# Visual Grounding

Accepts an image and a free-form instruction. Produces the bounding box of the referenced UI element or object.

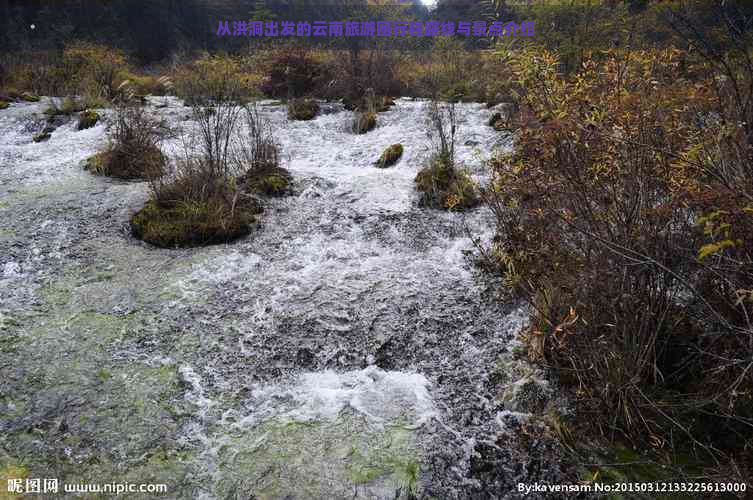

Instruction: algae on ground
[212,411,424,499]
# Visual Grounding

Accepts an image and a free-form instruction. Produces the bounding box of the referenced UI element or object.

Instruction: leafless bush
[233,104,280,172]
[426,99,457,165]
[416,99,478,211]
[132,75,286,247]
[89,103,170,180]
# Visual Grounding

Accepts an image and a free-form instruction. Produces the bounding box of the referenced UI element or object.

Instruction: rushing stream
[0,98,566,498]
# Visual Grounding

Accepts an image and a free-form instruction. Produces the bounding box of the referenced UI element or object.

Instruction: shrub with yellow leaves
[485,44,753,481]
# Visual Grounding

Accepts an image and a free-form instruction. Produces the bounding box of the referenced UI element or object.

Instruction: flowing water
[0,98,566,498]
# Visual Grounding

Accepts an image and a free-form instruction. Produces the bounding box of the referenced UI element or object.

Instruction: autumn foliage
[486,47,753,478]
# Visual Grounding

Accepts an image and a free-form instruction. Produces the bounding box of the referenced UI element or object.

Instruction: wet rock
[295,347,315,368]
[375,337,398,370]
[493,341,552,414]
[33,125,54,143]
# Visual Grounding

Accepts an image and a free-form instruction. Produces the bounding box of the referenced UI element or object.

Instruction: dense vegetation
[1,0,751,492]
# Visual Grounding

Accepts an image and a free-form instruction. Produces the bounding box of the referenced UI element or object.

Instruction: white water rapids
[0,97,565,499]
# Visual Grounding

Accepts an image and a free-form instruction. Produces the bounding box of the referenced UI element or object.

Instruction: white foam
[242,366,437,428]
[3,261,22,278]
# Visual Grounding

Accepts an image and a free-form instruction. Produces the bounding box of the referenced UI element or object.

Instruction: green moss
[415,155,479,211]
[213,413,422,499]
[239,165,292,197]
[131,196,261,248]
[0,311,20,332]
[250,174,289,196]
[20,92,40,102]
[0,101,9,110]
[0,461,29,493]
[353,112,377,134]
[96,368,112,382]
[287,98,319,121]
[77,110,100,130]
[377,144,404,168]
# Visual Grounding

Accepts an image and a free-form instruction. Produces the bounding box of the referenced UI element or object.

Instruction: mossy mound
[77,110,100,130]
[84,144,166,180]
[415,155,479,211]
[0,101,9,110]
[287,98,319,121]
[20,92,40,102]
[239,165,293,197]
[130,195,262,248]
[376,144,403,168]
[353,112,377,134]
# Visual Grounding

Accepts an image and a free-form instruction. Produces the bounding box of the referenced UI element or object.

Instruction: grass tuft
[376,144,403,168]
[287,98,319,121]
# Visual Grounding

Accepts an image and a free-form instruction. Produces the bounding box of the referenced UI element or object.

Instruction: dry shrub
[415,100,479,211]
[325,49,402,104]
[1,44,138,103]
[260,49,328,99]
[86,104,168,180]
[287,98,319,121]
[486,47,753,479]
[236,105,291,196]
[62,43,128,99]
[397,40,511,103]
[173,54,260,105]
[133,76,286,248]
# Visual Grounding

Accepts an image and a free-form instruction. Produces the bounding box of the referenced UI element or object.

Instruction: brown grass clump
[352,111,377,134]
[287,98,319,121]
[415,100,479,211]
[376,144,403,168]
[415,153,478,211]
[130,184,262,249]
[86,104,167,180]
